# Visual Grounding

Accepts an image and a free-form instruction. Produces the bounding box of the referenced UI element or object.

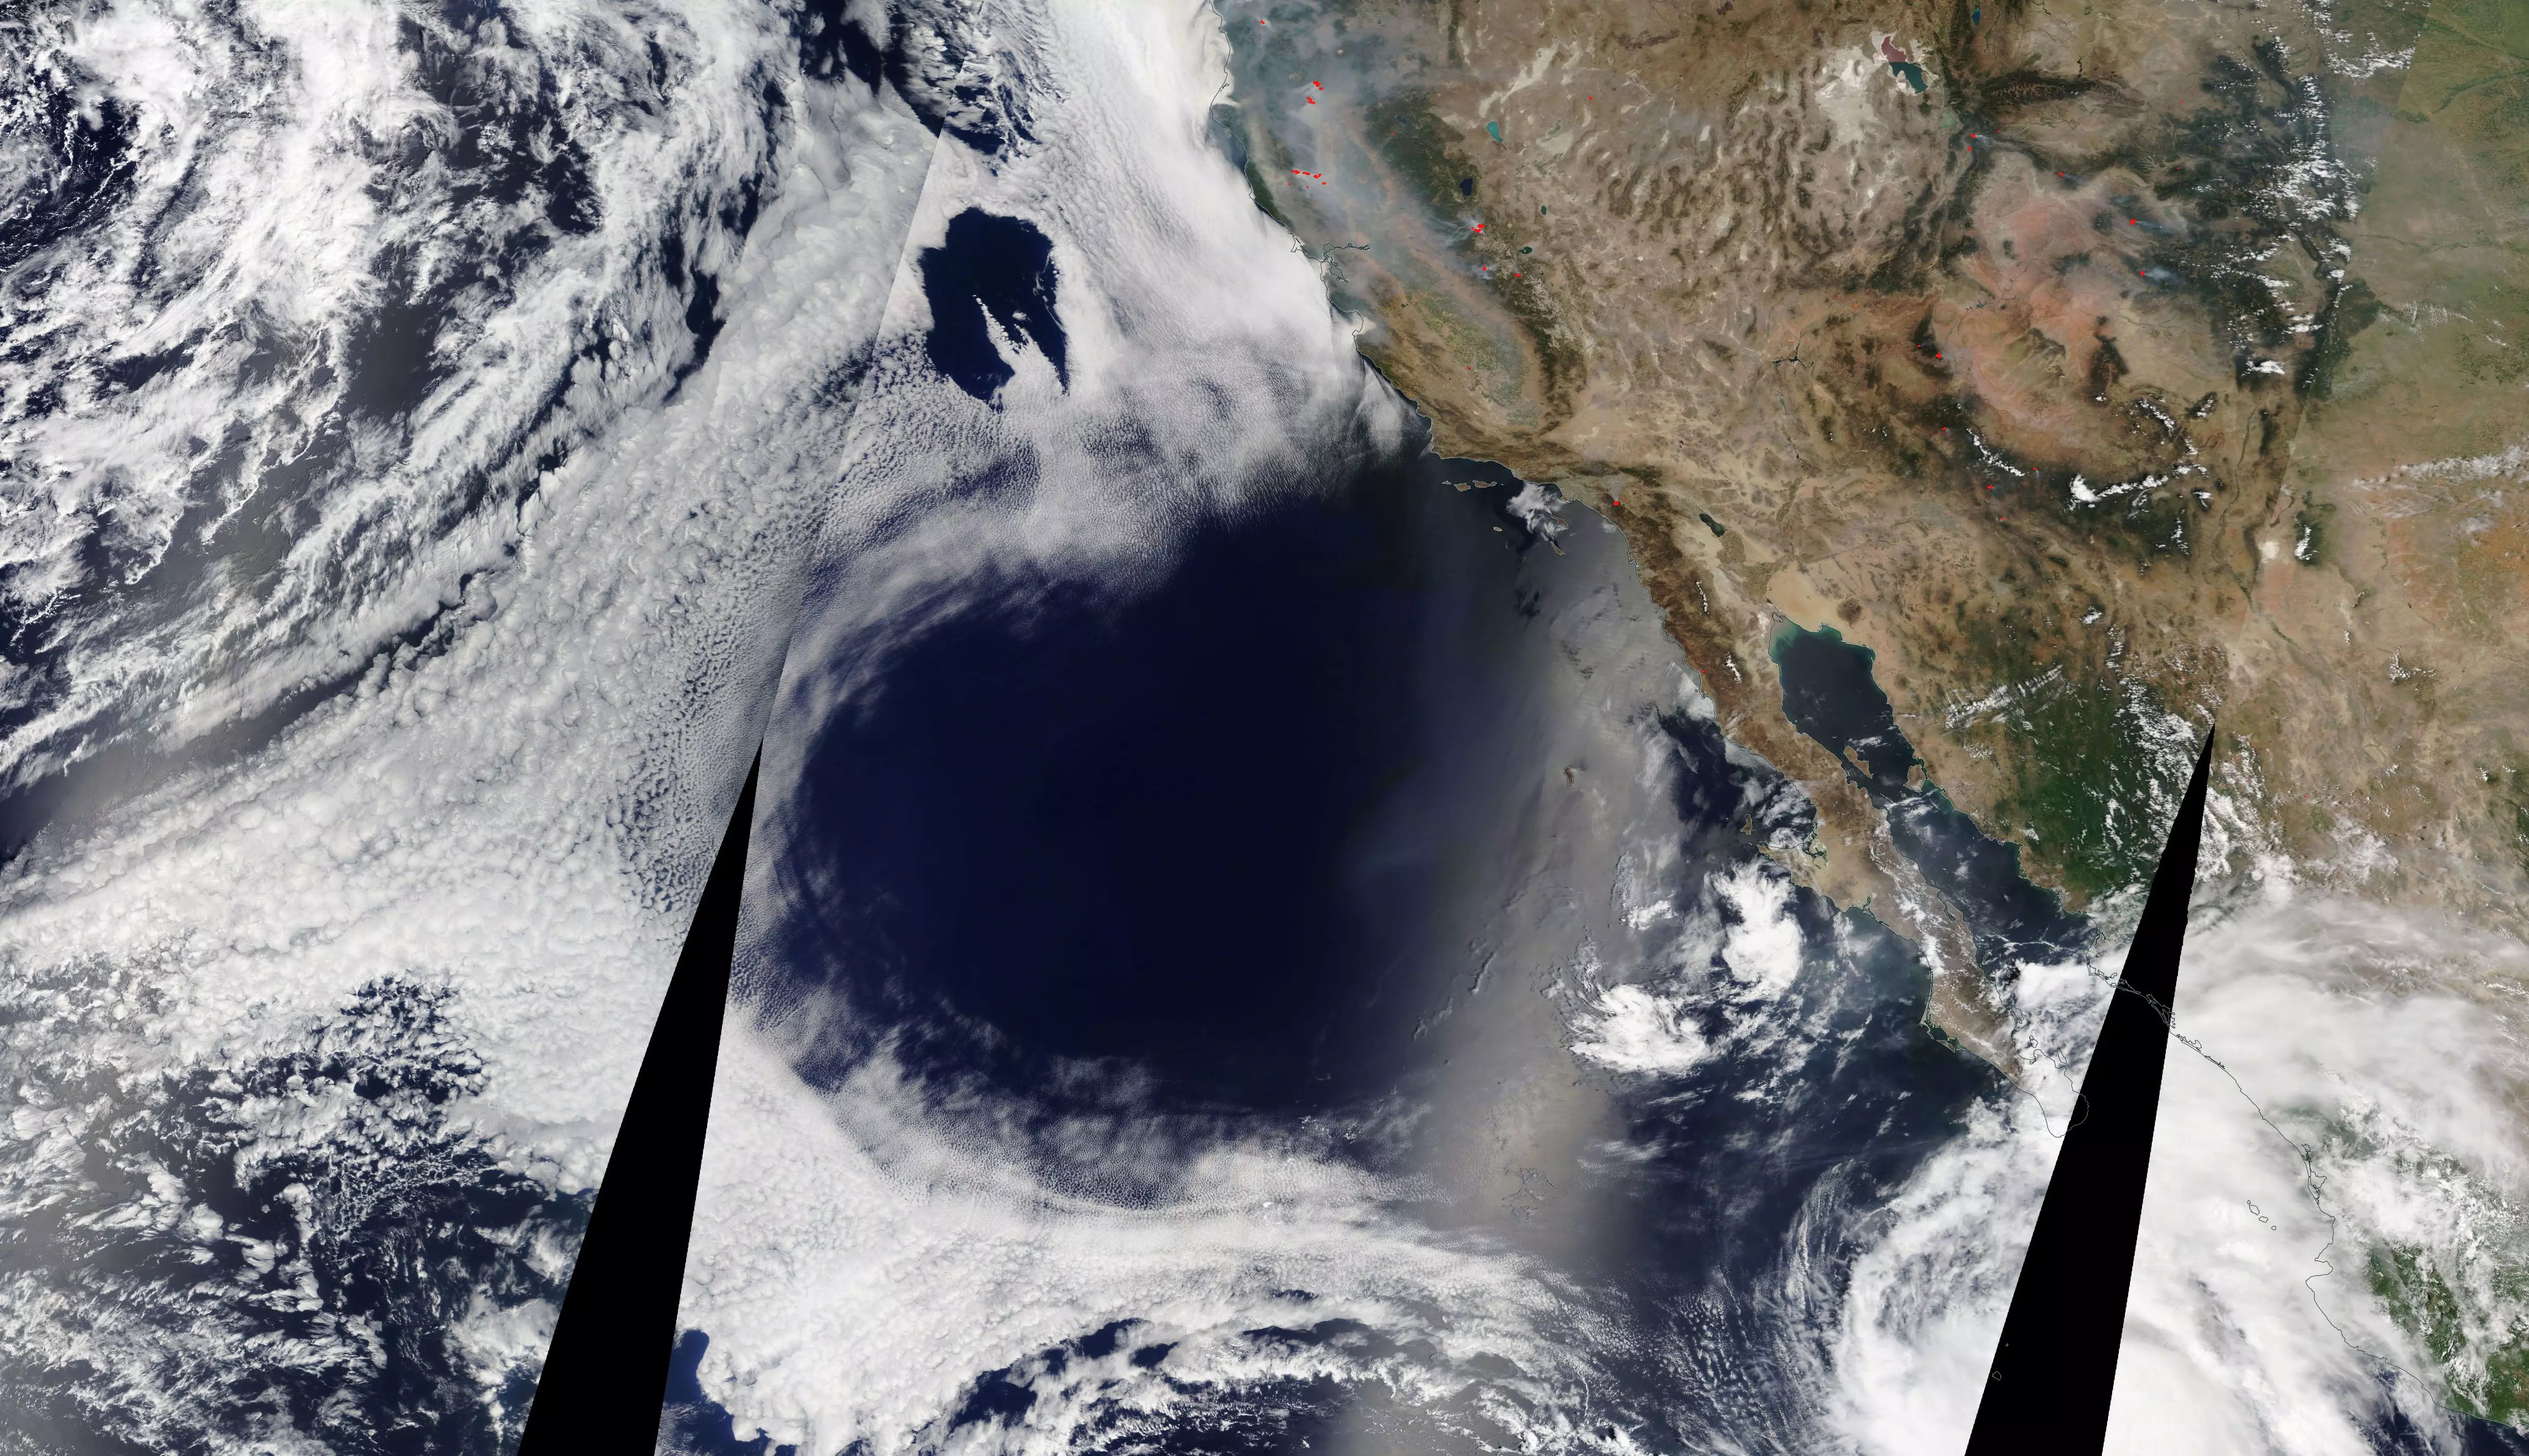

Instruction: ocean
[696,437,2010,1451]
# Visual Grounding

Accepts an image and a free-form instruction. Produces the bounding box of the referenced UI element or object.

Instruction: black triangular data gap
[1964,726,2217,1456]
[519,752,760,1456]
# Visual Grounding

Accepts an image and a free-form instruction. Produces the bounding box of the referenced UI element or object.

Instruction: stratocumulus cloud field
[6,2,2529,1454]
[1,0,938,1445]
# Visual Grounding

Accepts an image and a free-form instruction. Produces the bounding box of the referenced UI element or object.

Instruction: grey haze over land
[2,2,2524,1454]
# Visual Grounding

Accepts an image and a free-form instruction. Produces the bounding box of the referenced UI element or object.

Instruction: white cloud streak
[1829,895,2529,1454]
[0,0,946,1437]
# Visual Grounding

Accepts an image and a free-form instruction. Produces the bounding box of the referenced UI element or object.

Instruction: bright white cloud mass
[1,1,2523,1454]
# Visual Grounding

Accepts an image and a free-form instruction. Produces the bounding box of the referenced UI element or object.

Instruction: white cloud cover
[1570,860,1812,1079]
[1828,895,2529,1455]
[7,0,2524,1451]
[758,0,1410,747]
[0,0,930,1124]
[681,1030,1614,1454]
[0,0,948,1440]
[678,0,1564,1445]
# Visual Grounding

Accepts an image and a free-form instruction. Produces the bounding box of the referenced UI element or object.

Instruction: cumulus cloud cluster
[6,1,2525,1453]
[0,0,942,1444]
[0,0,835,787]
[1570,860,1814,1080]
[1828,897,2529,1454]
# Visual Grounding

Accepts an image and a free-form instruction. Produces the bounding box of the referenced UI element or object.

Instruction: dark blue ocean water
[765,457,1544,1116]
[682,442,2025,1452]
[674,436,2529,1452]
[921,209,1066,403]
[1771,623,2087,970]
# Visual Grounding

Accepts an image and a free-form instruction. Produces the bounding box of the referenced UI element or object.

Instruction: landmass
[1223,0,2520,1021]
[1225,0,2528,1418]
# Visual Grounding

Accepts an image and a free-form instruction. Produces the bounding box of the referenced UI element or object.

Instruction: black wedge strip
[1965,727,2217,1456]
[519,753,759,1456]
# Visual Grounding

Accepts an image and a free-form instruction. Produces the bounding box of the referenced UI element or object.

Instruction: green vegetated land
[1364,89,1473,218]
[2403,0,2529,244]
[2338,0,2529,1421]
[2369,1243,2529,1428]
[2323,0,2529,423]
[2310,1109,2529,1431]
[1952,614,2190,904]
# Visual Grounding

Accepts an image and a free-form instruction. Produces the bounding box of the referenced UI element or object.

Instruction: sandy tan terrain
[1225,0,2524,1062]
